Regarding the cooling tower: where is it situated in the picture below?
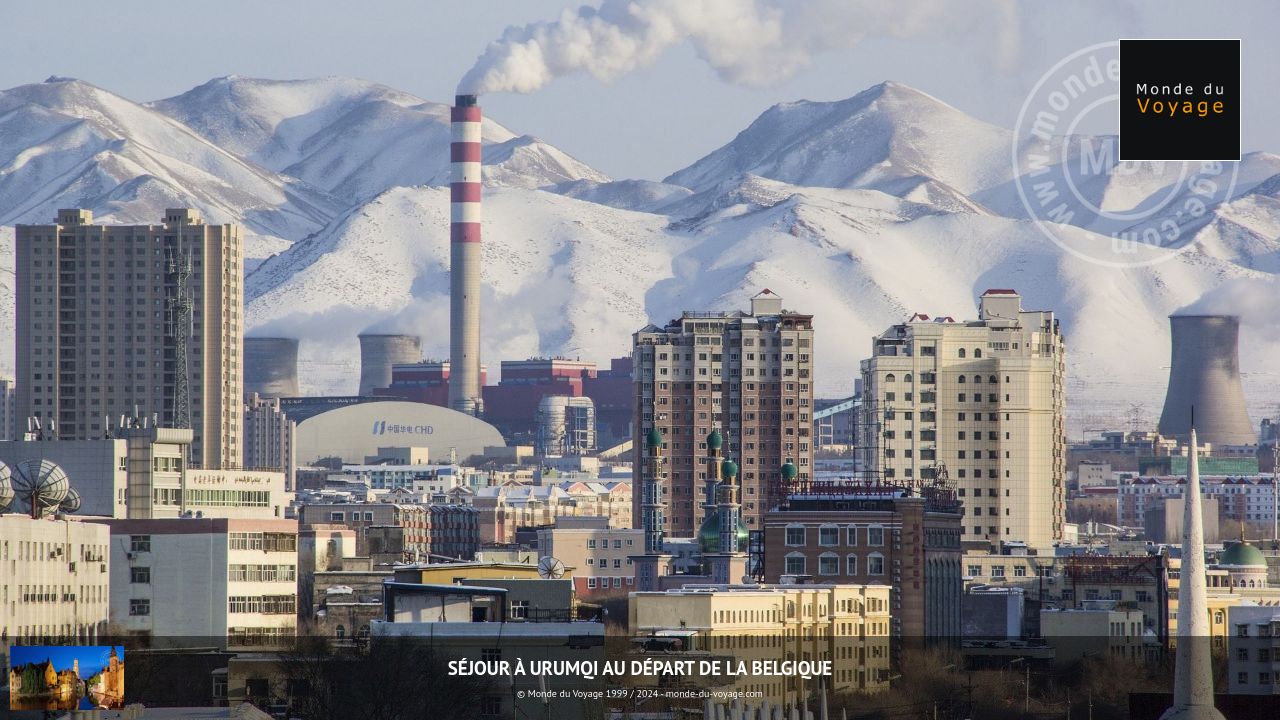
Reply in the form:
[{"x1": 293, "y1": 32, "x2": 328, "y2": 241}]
[
  {"x1": 448, "y1": 94, "x2": 484, "y2": 417},
  {"x1": 358, "y1": 334, "x2": 421, "y2": 396},
  {"x1": 1157, "y1": 315, "x2": 1257, "y2": 448},
  {"x1": 244, "y1": 337, "x2": 300, "y2": 398}
]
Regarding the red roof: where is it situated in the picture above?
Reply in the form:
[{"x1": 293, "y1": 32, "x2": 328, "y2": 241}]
[{"x1": 982, "y1": 288, "x2": 1019, "y2": 296}]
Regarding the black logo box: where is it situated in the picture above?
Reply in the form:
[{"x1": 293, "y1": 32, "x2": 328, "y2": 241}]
[{"x1": 1119, "y1": 39, "x2": 1240, "y2": 162}]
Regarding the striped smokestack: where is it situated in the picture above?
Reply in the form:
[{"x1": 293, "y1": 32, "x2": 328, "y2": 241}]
[{"x1": 449, "y1": 94, "x2": 484, "y2": 416}]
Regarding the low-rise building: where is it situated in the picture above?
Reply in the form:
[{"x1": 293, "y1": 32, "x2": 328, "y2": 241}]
[
  {"x1": 86, "y1": 518, "x2": 298, "y2": 648},
  {"x1": 1228, "y1": 605, "x2": 1280, "y2": 695},
  {"x1": 0, "y1": 515, "x2": 110, "y2": 643},
  {"x1": 537, "y1": 527, "x2": 642, "y2": 599},
  {"x1": 297, "y1": 502, "x2": 477, "y2": 561},
  {"x1": 1040, "y1": 603, "x2": 1151, "y2": 665},
  {"x1": 630, "y1": 583, "x2": 893, "y2": 702}
]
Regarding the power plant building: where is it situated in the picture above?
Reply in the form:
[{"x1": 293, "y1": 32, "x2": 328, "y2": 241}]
[
  {"x1": 1157, "y1": 315, "x2": 1257, "y2": 449},
  {"x1": 860, "y1": 289, "x2": 1066, "y2": 550},
  {"x1": 244, "y1": 337, "x2": 300, "y2": 398},
  {"x1": 358, "y1": 334, "x2": 420, "y2": 397},
  {"x1": 14, "y1": 209, "x2": 243, "y2": 468},
  {"x1": 293, "y1": 400, "x2": 504, "y2": 465},
  {"x1": 631, "y1": 290, "x2": 815, "y2": 534}
]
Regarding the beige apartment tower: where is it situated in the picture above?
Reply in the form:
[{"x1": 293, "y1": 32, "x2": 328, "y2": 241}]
[
  {"x1": 859, "y1": 289, "x2": 1066, "y2": 549},
  {"x1": 632, "y1": 290, "x2": 815, "y2": 534},
  {"x1": 15, "y1": 209, "x2": 243, "y2": 468}
]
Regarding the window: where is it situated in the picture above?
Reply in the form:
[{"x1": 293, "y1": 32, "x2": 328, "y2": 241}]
[
  {"x1": 968, "y1": 565, "x2": 982, "y2": 577},
  {"x1": 867, "y1": 553, "x2": 885, "y2": 576},
  {"x1": 510, "y1": 601, "x2": 529, "y2": 619},
  {"x1": 130, "y1": 566, "x2": 151, "y2": 584},
  {"x1": 480, "y1": 695, "x2": 503, "y2": 717},
  {"x1": 846, "y1": 554, "x2": 858, "y2": 575},
  {"x1": 130, "y1": 598, "x2": 151, "y2": 616},
  {"x1": 784, "y1": 552, "x2": 806, "y2": 575},
  {"x1": 1237, "y1": 624, "x2": 1250, "y2": 638},
  {"x1": 785, "y1": 526, "x2": 806, "y2": 546},
  {"x1": 130, "y1": 535, "x2": 151, "y2": 552},
  {"x1": 818, "y1": 525, "x2": 839, "y2": 546},
  {"x1": 846, "y1": 527, "x2": 858, "y2": 546},
  {"x1": 818, "y1": 553, "x2": 839, "y2": 575},
  {"x1": 587, "y1": 578, "x2": 597, "y2": 589},
  {"x1": 867, "y1": 526, "x2": 884, "y2": 546},
  {"x1": 1014, "y1": 566, "x2": 1026, "y2": 577}
]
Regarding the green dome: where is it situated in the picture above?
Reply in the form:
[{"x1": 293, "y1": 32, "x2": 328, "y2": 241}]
[
  {"x1": 781, "y1": 459, "x2": 798, "y2": 481},
  {"x1": 721, "y1": 459, "x2": 739, "y2": 479},
  {"x1": 646, "y1": 427, "x2": 664, "y2": 449},
  {"x1": 697, "y1": 512, "x2": 749, "y2": 554},
  {"x1": 1218, "y1": 541, "x2": 1266, "y2": 568},
  {"x1": 707, "y1": 429, "x2": 724, "y2": 450}
]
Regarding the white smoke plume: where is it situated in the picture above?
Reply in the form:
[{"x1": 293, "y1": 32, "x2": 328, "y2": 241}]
[
  {"x1": 459, "y1": 0, "x2": 1020, "y2": 95},
  {"x1": 1176, "y1": 277, "x2": 1280, "y2": 341}
]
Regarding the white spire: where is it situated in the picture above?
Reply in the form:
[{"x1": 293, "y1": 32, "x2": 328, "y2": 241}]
[{"x1": 1159, "y1": 428, "x2": 1225, "y2": 720}]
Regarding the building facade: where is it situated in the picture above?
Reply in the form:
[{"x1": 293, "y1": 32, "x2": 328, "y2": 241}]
[
  {"x1": 537, "y1": 527, "x2": 642, "y2": 598},
  {"x1": 0, "y1": 375, "x2": 15, "y2": 441},
  {"x1": 244, "y1": 393, "x2": 295, "y2": 488},
  {"x1": 0, "y1": 515, "x2": 110, "y2": 644},
  {"x1": 1228, "y1": 605, "x2": 1280, "y2": 695},
  {"x1": 632, "y1": 290, "x2": 815, "y2": 535},
  {"x1": 859, "y1": 289, "x2": 1066, "y2": 549},
  {"x1": 15, "y1": 209, "x2": 243, "y2": 468},
  {"x1": 761, "y1": 490, "x2": 964, "y2": 639},
  {"x1": 88, "y1": 518, "x2": 298, "y2": 647}
]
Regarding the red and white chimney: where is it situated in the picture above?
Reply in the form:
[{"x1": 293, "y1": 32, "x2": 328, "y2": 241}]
[{"x1": 449, "y1": 94, "x2": 483, "y2": 416}]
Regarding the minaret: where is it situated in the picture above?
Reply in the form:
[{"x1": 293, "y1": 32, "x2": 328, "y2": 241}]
[
  {"x1": 717, "y1": 458, "x2": 742, "y2": 554},
  {"x1": 631, "y1": 427, "x2": 671, "y2": 591},
  {"x1": 703, "y1": 429, "x2": 723, "y2": 525},
  {"x1": 1159, "y1": 427, "x2": 1225, "y2": 720}
]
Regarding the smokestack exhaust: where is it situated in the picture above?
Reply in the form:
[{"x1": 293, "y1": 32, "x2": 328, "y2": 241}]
[
  {"x1": 449, "y1": 94, "x2": 484, "y2": 416},
  {"x1": 1157, "y1": 315, "x2": 1256, "y2": 448}
]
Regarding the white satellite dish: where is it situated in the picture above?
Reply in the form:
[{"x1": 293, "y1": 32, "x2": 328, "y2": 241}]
[{"x1": 538, "y1": 556, "x2": 566, "y2": 579}]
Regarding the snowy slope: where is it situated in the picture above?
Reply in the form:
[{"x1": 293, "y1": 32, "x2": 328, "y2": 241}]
[
  {"x1": 150, "y1": 76, "x2": 608, "y2": 203},
  {"x1": 0, "y1": 77, "x2": 343, "y2": 259}
]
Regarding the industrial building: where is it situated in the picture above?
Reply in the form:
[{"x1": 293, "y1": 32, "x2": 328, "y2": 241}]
[
  {"x1": 292, "y1": 400, "x2": 505, "y2": 465},
  {"x1": 1157, "y1": 315, "x2": 1257, "y2": 448},
  {"x1": 859, "y1": 289, "x2": 1066, "y2": 550},
  {"x1": 358, "y1": 333, "x2": 421, "y2": 397},
  {"x1": 449, "y1": 94, "x2": 485, "y2": 417},
  {"x1": 631, "y1": 290, "x2": 816, "y2": 534},
  {"x1": 244, "y1": 337, "x2": 300, "y2": 398},
  {"x1": 14, "y1": 209, "x2": 243, "y2": 468}
]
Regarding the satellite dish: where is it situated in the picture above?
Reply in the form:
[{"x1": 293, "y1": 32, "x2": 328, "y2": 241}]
[
  {"x1": 58, "y1": 487, "x2": 82, "y2": 514},
  {"x1": 11, "y1": 459, "x2": 70, "y2": 517},
  {"x1": 0, "y1": 461, "x2": 13, "y2": 512},
  {"x1": 538, "y1": 556, "x2": 566, "y2": 579}
]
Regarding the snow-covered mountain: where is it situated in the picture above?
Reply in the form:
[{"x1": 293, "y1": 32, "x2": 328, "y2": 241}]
[
  {"x1": 2, "y1": 75, "x2": 1279, "y2": 434},
  {"x1": 0, "y1": 77, "x2": 344, "y2": 259},
  {"x1": 150, "y1": 76, "x2": 608, "y2": 204}
]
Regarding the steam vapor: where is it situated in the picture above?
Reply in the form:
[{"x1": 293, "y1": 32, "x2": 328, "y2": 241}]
[
  {"x1": 1176, "y1": 278, "x2": 1280, "y2": 340},
  {"x1": 458, "y1": 0, "x2": 1020, "y2": 95}
]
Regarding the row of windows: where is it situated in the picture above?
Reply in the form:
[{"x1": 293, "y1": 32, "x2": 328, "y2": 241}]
[
  {"x1": 785, "y1": 525, "x2": 886, "y2": 547},
  {"x1": 229, "y1": 595, "x2": 297, "y2": 614},
  {"x1": 227, "y1": 564, "x2": 297, "y2": 582},
  {"x1": 585, "y1": 576, "x2": 631, "y2": 589},
  {"x1": 783, "y1": 552, "x2": 885, "y2": 577}
]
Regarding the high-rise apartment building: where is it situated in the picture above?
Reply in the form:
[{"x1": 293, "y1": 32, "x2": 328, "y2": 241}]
[
  {"x1": 0, "y1": 376, "x2": 15, "y2": 440},
  {"x1": 244, "y1": 393, "x2": 295, "y2": 487},
  {"x1": 15, "y1": 209, "x2": 243, "y2": 468},
  {"x1": 632, "y1": 290, "x2": 815, "y2": 534},
  {"x1": 859, "y1": 289, "x2": 1065, "y2": 549}
]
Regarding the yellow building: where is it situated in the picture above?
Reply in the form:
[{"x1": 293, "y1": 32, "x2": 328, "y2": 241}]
[
  {"x1": 392, "y1": 561, "x2": 573, "y2": 585},
  {"x1": 630, "y1": 583, "x2": 892, "y2": 708}
]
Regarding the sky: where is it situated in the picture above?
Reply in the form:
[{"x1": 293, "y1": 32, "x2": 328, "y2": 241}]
[
  {"x1": 9, "y1": 645, "x2": 123, "y2": 678},
  {"x1": 0, "y1": 1, "x2": 1277, "y2": 180}
]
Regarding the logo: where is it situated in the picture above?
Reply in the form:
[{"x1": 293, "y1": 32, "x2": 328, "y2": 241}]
[
  {"x1": 371, "y1": 420, "x2": 433, "y2": 436},
  {"x1": 1012, "y1": 41, "x2": 1240, "y2": 268},
  {"x1": 1119, "y1": 39, "x2": 1240, "y2": 161}
]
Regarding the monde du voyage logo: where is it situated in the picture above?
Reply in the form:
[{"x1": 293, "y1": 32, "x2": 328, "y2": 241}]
[
  {"x1": 1120, "y1": 39, "x2": 1241, "y2": 161},
  {"x1": 371, "y1": 420, "x2": 435, "y2": 436}
]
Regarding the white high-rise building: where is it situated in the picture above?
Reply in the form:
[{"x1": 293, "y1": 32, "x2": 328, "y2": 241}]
[
  {"x1": 0, "y1": 515, "x2": 111, "y2": 643},
  {"x1": 860, "y1": 289, "x2": 1066, "y2": 549},
  {"x1": 15, "y1": 209, "x2": 243, "y2": 468}
]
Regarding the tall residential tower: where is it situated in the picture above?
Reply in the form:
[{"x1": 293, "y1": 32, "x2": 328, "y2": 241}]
[
  {"x1": 15, "y1": 209, "x2": 243, "y2": 468},
  {"x1": 859, "y1": 289, "x2": 1066, "y2": 549},
  {"x1": 632, "y1": 290, "x2": 815, "y2": 534}
]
